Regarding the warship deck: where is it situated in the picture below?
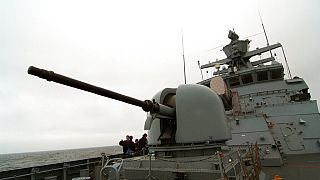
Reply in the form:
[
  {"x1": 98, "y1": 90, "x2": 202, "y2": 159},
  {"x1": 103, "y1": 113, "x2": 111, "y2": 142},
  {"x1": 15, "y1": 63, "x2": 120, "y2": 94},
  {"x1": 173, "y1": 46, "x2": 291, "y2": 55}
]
[{"x1": 264, "y1": 153, "x2": 320, "y2": 179}]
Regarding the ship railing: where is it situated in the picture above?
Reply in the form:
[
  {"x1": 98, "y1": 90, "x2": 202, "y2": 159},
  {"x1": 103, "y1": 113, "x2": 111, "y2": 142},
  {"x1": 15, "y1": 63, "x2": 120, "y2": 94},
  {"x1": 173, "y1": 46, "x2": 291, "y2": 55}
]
[
  {"x1": 0, "y1": 159, "x2": 101, "y2": 180},
  {"x1": 236, "y1": 142, "x2": 263, "y2": 179}
]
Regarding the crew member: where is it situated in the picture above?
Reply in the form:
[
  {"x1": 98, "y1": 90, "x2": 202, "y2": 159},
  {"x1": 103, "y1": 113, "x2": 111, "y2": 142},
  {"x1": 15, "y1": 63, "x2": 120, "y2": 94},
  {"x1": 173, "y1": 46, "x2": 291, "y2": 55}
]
[
  {"x1": 119, "y1": 135, "x2": 130, "y2": 154},
  {"x1": 137, "y1": 133, "x2": 148, "y2": 155},
  {"x1": 127, "y1": 136, "x2": 135, "y2": 155}
]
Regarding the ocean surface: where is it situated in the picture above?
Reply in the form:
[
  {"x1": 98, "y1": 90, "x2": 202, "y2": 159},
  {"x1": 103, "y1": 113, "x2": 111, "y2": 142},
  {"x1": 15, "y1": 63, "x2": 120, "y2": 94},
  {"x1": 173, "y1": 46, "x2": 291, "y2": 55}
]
[{"x1": 0, "y1": 146, "x2": 122, "y2": 172}]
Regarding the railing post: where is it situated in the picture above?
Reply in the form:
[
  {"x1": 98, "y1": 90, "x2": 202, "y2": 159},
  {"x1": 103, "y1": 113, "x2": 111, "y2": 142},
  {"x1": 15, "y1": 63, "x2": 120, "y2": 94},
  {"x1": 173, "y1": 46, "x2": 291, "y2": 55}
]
[
  {"x1": 101, "y1": 153, "x2": 106, "y2": 167},
  {"x1": 31, "y1": 168, "x2": 39, "y2": 180},
  {"x1": 63, "y1": 163, "x2": 70, "y2": 180}
]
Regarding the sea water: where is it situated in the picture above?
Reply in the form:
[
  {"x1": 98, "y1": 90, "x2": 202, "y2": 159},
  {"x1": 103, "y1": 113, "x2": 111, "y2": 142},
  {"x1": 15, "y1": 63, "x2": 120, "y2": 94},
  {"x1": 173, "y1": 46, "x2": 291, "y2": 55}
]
[{"x1": 0, "y1": 146, "x2": 122, "y2": 172}]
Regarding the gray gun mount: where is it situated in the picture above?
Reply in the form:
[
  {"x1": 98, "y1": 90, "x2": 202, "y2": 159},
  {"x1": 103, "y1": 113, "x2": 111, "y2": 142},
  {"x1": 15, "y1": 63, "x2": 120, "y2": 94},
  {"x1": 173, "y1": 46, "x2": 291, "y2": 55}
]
[
  {"x1": 28, "y1": 66, "x2": 231, "y2": 149},
  {"x1": 27, "y1": 66, "x2": 175, "y2": 118}
]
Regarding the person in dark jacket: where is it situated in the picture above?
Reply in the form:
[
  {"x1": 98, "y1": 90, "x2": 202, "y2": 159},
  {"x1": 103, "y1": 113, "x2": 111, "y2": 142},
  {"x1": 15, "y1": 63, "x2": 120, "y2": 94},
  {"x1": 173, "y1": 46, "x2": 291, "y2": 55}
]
[
  {"x1": 136, "y1": 133, "x2": 148, "y2": 155},
  {"x1": 134, "y1": 139, "x2": 139, "y2": 151},
  {"x1": 119, "y1": 135, "x2": 130, "y2": 154},
  {"x1": 138, "y1": 133, "x2": 148, "y2": 150},
  {"x1": 127, "y1": 136, "x2": 135, "y2": 155}
]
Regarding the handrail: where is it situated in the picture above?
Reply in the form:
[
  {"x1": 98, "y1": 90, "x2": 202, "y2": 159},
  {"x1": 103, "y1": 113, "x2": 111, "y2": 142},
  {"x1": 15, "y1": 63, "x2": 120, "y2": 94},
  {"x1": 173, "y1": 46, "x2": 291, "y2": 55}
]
[{"x1": 0, "y1": 160, "x2": 100, "y2": 180}]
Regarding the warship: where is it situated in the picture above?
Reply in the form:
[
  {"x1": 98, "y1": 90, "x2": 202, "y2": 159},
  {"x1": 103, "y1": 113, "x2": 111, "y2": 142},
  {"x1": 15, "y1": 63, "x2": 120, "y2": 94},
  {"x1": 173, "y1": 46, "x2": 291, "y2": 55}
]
[{"x1": 1, "y1": 30, "x2": 320, "y2": 180}]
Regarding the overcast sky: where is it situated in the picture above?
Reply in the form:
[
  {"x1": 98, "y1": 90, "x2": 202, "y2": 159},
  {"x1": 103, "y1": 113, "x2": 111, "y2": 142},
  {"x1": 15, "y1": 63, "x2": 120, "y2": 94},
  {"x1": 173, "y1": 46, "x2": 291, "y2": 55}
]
[{"x1": 0, "y1": 0, "x2": 319, "y2": 154}]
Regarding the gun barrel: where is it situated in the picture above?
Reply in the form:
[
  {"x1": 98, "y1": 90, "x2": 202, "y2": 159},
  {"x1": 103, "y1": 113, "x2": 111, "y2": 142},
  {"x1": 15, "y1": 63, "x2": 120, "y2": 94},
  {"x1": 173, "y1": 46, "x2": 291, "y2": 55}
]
[{"x1": 27, "y1": 66, "x2": 162, "y2": 113}]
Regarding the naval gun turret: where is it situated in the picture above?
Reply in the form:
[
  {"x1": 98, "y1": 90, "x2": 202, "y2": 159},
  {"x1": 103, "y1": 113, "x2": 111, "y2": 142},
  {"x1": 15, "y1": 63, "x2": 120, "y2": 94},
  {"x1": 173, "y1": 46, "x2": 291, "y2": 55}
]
[{"x1": 28, "y1": 66, "x2": 231, "y2": 158}]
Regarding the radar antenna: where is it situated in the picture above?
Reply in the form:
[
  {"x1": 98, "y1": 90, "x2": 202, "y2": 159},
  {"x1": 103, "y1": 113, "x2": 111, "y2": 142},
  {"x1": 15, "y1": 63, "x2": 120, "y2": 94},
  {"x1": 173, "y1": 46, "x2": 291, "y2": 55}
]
[{"x1": 207, "y1": 32, "x2": 263, "y2": 52}]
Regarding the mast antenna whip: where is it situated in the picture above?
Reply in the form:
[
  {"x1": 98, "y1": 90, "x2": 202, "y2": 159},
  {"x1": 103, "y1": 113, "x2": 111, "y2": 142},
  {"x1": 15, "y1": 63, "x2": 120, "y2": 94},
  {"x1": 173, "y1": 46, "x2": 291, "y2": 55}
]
[
  {"x1": 198, "y1": 60, "x2": 204, "y2": 80},
  {"x1": 259, "y1": 11, "x2": 272, "y2": 57},
  {"x1": 281, "y1": 46, "x2": 293, "y2": 79},
  {"x1": 181, "y1": 29, "x2": 187, "y2": 84},
  {"x1": 259, "y1": 11, "x2": 292, "y2": 79}
]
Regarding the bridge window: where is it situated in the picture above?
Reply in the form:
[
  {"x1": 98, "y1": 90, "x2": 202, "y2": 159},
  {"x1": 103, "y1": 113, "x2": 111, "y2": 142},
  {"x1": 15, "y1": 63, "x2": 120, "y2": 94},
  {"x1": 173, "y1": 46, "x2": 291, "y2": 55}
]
[
  {"x1": 242, "y1": 73, "x2": 253, "y2": 84},
  {"x1": 257, "y1": 71, "x2": 268, "y2": 81},
  {"x1": 271, "y1": 69, "x2": 283, "y2": 79},
  {"x1": 229, "y1": 76, "x2": 240, "y2": 87}
]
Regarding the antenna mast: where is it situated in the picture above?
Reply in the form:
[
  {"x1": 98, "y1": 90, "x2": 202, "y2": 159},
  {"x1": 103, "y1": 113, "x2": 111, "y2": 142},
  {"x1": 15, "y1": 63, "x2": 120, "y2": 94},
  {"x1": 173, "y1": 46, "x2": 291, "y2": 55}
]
[
  {"x1": 198, "y1": 60, "x2": 204, "y2": 80},
  {"x1": 281, "y1": 46, "x2": 293, "y2": 79},
  {"x1": 259, "y1": 11, "x2": 292, "y2": 79},
  {"x1": 259, "y1": 11, "x2": 272, "y2": 57},
  {"x1": 181, "y1": 29, "x2": 187, "y2": 84}
]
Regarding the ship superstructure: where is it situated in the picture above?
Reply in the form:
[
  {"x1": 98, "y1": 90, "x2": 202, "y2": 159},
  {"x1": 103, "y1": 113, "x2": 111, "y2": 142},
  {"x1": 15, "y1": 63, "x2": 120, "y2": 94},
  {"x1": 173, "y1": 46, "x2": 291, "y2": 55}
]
[{"x1": 199, "y1": 30, "x2": 320, "y2": 167}]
